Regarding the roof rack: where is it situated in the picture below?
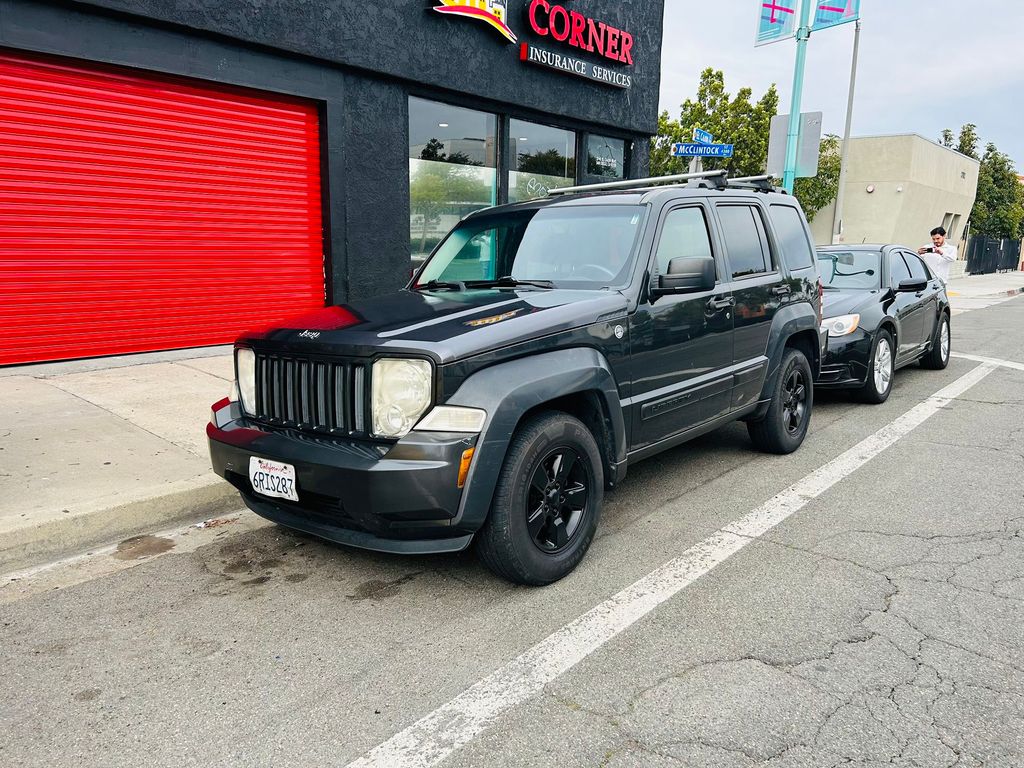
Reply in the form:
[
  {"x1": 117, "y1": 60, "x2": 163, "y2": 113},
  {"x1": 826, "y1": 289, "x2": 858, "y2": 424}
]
[
  {"x1": 547, "y1": 170, "x2": 726, "y2": 196},
  {"x1": 547, "y1": 171, "x2": 785, "y2": 197}
]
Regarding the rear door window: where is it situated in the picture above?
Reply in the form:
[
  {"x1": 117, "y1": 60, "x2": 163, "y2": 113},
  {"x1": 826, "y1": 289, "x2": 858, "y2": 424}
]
[
  {"x1": 716, "y1": 204, "x2": 775, "y2": 279},
  {"x1": 769, "y1": 204, "x2": 815, "y2": 270}
]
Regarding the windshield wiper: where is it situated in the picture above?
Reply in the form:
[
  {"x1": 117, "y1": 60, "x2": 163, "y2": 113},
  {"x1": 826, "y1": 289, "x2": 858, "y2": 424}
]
[
  {"x1": 469, "y1": 276, "x2": 556, "y2": 290},
  {"x1": 820, "y1": 285, "x2": 841, "y2": 290},
  {"x1": 414, "y1": 280, "x2": 466, "y2": 292}
]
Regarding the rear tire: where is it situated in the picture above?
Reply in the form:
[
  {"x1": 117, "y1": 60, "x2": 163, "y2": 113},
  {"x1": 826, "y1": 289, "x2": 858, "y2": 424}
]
[
  {"x1": 921, "y1": 314, "x2": 951, "y2": 370},
  {"x1": 747, "y1": 347, "x2": 813, "y2": 455},
  {"x1": 476, "y1": 411, "x2": 603, "y2": 586},
  {"x1": 857, "y1": 330, "x2": 895, "y2": 404}
]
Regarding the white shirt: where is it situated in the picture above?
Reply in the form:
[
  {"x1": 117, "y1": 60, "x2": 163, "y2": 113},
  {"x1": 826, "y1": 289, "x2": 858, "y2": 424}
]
[{"x1": 920, "y1": 243, "x2": 956, "y2": 282}]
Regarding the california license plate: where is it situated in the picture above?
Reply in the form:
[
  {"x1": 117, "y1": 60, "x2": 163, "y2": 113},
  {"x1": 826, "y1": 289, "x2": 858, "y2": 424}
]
[{"x1": 249, "y1": 456, "x2": 298, "y2": 502}]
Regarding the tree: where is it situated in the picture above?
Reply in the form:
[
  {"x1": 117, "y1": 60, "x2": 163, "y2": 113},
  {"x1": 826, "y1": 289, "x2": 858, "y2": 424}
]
[
  {"x1": 939, "y1": 129, "x2": 955, "y2": 148},
  {"x1": 651, "y1": 69, "x2": 779, "y2": 177},
  {"x1": 792, "y1": 134, "x2": 842, "y2": 223},
  {"x1": 518, "y1": 148, "x2": 573, "y2": 177},
  {"x1": 970, "y1": 142, "x2": 1024, "y2": 239},
  {"x1": 957, "y1": 124, "x2": 979, "y2": 159}
]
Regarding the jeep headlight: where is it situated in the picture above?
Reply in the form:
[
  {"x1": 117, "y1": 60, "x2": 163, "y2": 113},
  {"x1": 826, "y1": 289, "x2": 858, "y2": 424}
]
[
  {"x1": 235, "y1": 348, "x2": 257, "y2": 415},
  {"x1": 372, "y1": 358, "x2": 433, "y2": 438}
]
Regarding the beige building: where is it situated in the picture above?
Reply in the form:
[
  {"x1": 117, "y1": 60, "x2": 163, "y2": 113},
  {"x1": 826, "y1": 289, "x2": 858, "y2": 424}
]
[{"x1": 810, "y1": 133, "x2": 980, "y2": 250}]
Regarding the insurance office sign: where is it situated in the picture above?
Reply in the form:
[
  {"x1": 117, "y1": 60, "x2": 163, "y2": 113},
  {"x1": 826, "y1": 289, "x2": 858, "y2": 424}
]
[{"x1": 431, "y1": 0, "x2": 635, "y2": 89}]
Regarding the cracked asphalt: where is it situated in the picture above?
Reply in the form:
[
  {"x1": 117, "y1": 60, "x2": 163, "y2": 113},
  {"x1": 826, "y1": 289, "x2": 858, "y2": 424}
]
[{"x1": 2, "y1": 298, "x2": 1023, "y2": 768}]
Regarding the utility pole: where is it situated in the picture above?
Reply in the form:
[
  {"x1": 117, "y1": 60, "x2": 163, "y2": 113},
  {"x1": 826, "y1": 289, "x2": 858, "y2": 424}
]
[
  {"x1": 781, "y1": 0, "x2": 813, "y2": 194},
  {"x1": 831, "y1": 18, "x2": 862, "y2": 243}
]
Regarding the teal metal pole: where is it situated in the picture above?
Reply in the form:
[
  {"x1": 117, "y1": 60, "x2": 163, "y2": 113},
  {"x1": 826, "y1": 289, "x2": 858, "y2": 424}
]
[{"x1": 782, "y1": 0, "x2": 813, "y2": 194}]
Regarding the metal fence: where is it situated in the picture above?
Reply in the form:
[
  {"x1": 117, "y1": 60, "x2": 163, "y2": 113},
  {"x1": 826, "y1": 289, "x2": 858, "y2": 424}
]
[{"x1": 965, "y1": 236, "x2": 1022, "y2": 275}]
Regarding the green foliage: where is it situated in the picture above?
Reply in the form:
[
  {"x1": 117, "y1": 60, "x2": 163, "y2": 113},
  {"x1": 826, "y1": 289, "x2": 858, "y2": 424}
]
[
  {"x1": 651, "y1": 69, "x2": 779, "y2": 177},
  {"x1": 409, "y1": 161, "x2": 491, "y2": 252},
  {"x1": 939, "y1": 129, "x2": 955, "y2": 148},
  {"x1": 517, "y1": 148, "x2": 574, "y2": 177},
  {"x1": 970, "y1": 142, "x2": 1024, "y2": 239},
  {"x1": 957, "y1": 124, "x2": 979, "y2": 159},
  {"x1": 792, "y1": 134, "x2": 842, "y2": 223}
]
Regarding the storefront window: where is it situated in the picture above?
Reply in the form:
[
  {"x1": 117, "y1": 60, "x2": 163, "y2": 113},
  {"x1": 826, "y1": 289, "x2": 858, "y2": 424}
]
[
  {"x1": 586, "y1": 135, "x2": 626, "y2": 180},
  {"x1": 409, "y1": 97, "x2": 497, "y2": 268},
  {"x1": 508, "y1": 119, "x2": 576, "y2": 203}
]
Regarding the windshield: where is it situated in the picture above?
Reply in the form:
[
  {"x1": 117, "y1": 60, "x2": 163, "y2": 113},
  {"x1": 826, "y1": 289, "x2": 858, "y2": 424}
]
[
  {"x1": 817, "y1": 250, "x2": 881, "y2": 290},
  {"x1": 414, "y1": 205, "x2": 647, "y2": 290}
]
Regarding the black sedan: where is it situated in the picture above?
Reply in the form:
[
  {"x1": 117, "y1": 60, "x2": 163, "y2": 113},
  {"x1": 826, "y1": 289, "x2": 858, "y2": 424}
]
[{"x1": 816, "y1": 245, "x2": 951, "y2": 403}]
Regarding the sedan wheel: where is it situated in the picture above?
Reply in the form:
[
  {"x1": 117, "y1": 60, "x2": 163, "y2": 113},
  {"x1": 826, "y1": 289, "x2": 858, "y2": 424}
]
[
  {"x1": 922, "y1": 315, "x2": 951, "y2": 370},
  {"x1": 859, "y1": 330, "x2": 895, "y2": 404}
]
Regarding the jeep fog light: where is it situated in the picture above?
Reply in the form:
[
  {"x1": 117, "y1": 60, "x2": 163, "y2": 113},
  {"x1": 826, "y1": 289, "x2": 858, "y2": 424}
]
[
  {"x1": 236, "y1": 348, "x2": 257, "y2": 415},
  {"x1": 372, "y1": 358, "x2": 433, "y2": 438},
  {"x1": 415, "y1": 406, "x2": 486, "y2": 433}
]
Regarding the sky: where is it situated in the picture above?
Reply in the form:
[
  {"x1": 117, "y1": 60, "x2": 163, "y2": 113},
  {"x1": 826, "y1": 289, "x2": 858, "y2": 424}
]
[{"x1": 658, "y1": 0, "x2": 1024, "y2": 170}]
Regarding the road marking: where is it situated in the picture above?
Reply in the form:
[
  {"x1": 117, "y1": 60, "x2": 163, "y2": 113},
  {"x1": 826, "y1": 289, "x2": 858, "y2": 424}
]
[
  {"x1": 345, "y1": 363, "x2": 997, "y2": 768},
  {"x1": 951, "y1": 353, "x2": 1024, "y2": 372}
]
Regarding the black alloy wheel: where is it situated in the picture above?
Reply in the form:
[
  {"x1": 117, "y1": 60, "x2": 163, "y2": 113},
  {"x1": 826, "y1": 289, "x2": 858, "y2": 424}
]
[
  {"x1": 782, "y1": 367, "x2": 809, "y2": 436},
  {"x1": 747, "y1": 346, "x2": 814, "y2": 455},
  {"x1": 526, "y1": 447, "x2": 591, "y2": 554},
  {"x1": 476, "y1": 411, "x2": 603, "y2": 586}
]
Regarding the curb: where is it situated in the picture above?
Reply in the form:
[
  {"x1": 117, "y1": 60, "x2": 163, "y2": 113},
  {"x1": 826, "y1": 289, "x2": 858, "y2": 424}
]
[{"x1": 0, "y1": 474, "x2": 241, "y2": 573}]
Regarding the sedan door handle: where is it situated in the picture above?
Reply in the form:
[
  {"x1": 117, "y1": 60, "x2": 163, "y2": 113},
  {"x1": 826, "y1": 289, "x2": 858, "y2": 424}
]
[{"x1": 707, "y1": 296, "x2": 735, "y2": 310}]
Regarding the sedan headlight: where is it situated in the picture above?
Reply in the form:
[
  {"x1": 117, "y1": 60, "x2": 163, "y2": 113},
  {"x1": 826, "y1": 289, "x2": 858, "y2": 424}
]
[
  {"x1": 235, "y1": 348, "x2": 257, "y2": 415},
  {"x1": 372, "y1": 358, "x2": 433, "y2": 438},
  {"x1": 822, "y1": 314, "x2": 861, "y2": 337}
]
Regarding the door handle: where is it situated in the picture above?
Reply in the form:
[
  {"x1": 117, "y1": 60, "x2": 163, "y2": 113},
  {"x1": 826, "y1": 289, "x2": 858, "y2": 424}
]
[
  {"x1": 772, "y1": 284, "x2": 792, "y2": 296},
  {"x1": 707, "y1": 296, "x2": 735, "y2": 310}
]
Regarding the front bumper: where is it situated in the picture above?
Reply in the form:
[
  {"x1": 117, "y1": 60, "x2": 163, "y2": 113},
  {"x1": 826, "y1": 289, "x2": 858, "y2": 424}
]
[
  {"x1": 207, "y1": 400, "x2": 478, "y2": 554},
  {"x1": 815, "y1": 329, "x2": 873, "y2": 389}
]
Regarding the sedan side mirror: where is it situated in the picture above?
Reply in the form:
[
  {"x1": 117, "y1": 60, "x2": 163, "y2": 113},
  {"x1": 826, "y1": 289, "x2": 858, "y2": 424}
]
[
  {"x1": 652, "y1": 256, "x2": 716, "y2": 295},
  {"x1": 897, "y1": 278, "x2": 927, "y2": 293}
]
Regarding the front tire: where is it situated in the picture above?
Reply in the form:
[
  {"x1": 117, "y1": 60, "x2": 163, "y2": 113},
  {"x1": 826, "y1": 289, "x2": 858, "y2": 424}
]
[
  {"x1": 858, "y1": 330, "x2": 895, "y2": 404},
  {"x1": 921, "y1": 314, "x2": 951, "y2": 370},
  {"x1": 747, "y1": 347, "x2": 813, "y2": 455},
  {"x1": 476, "y1": 411, "x2": 603, "y2": 586}
]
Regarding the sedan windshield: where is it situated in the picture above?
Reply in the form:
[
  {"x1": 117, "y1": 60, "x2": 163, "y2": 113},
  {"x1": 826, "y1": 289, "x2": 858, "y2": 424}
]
[
  {"x1": 817, "y1": 250, "x2": 881, "y2": 290},
  {"x1": 414, "y1": 205, "x2": 647, "y2": 290}
]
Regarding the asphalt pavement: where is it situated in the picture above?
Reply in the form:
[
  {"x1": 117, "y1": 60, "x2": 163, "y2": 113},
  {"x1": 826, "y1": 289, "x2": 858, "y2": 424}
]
[{"x1": 2, "y1": 295, "x2": 1023, "y2": 768}]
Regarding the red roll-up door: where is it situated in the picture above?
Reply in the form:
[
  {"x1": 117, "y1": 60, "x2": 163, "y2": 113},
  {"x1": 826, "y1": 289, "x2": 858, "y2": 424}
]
[{"x1": 0, "y1": 51, "x2": 325, "y2": 366}]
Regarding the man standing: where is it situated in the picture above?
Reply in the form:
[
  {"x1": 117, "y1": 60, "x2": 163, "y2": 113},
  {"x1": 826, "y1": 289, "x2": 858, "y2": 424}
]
[{"x1": 918, "y1": 226, "x2": 957, "y2": 283}]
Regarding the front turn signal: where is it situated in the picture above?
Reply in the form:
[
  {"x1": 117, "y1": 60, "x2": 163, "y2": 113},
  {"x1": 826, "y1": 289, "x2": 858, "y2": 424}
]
[{"x1": 457, "y1": 447, "x2": 476, "y2": 489}]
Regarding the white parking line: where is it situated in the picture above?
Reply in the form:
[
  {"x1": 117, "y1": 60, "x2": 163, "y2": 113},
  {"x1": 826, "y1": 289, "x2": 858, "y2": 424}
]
[
  {"x1": 951, "y1": 353, "x2": 1024, "y2": 372},
  {"x1": 345, "y1": 362, "x2": 997, "y2": 768}
]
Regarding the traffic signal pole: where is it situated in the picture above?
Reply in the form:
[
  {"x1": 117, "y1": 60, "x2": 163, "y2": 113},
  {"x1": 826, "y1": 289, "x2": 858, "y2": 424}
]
[{"x1": 782, "y1": 0, "x2": 813, "y2": 194}]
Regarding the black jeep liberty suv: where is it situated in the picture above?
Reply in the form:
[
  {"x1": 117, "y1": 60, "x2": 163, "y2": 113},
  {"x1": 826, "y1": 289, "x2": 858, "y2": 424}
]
[{"x1": 208, "y1": 172, "x2": 824, "y2": 585}]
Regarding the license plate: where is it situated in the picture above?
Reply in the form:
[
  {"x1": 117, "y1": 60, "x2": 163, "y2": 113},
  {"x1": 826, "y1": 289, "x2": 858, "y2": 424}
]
[{"x1": 249, "y1": 456, "x2": 298, "y2": 502}]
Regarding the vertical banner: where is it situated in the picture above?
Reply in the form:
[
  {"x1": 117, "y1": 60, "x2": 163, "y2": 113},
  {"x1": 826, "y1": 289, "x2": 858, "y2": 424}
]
[
  {"x1": 812, "y1": 0, "x2": 860, "y2": 31},
  {"x1": 755, "y1": 0, "x2": 800, "y2": 47}
]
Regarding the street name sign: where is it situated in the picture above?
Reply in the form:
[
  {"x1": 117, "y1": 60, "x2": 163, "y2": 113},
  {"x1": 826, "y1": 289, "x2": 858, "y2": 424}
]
[
  {"x1": 672, "y1": 142, "x2": 734, "y2": 159},
  {"x1": 693, "y1": 127, "x2": 715, "y2": 145}
]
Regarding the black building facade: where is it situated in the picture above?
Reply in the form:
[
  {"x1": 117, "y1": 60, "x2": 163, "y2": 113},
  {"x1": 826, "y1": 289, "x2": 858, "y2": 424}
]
[{"x1": 0, "y1": 0, "x2": 665, "y2": 364}]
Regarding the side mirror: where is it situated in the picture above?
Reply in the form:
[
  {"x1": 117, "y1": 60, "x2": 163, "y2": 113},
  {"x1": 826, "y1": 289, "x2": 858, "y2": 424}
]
[
  {"x1": 652, "y1": 257, "x2": 716, "y2": 295},
  {"x1": 897, "y1": 278, "x2": 927, "y2": 293}
]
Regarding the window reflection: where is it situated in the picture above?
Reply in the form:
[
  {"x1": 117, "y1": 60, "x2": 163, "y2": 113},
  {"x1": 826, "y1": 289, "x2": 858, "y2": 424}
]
[
  {"x1": 586, "y1": 135, "x2": 625, "y2": 179},
  {"x1": 508, "y1": 119, "x2": 576, "y2": 203},
  {"x1": 409, "y1": 97, "x2": 497, "y2": 267}
]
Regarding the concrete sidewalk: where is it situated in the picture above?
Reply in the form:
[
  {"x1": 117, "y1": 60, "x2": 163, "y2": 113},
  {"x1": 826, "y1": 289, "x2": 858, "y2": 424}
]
[
  {"x1": 0, "y1": 346, "x2": 238, "y2": 571},
  {"x1": 946, "y1": 269, "x2": 1024, "y2": 314}
]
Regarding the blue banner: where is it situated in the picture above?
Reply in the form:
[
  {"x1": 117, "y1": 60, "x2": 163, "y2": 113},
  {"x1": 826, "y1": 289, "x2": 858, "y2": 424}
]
[
  {"x1": 813, "y1": 0, "x2": 860, "y2": 31},
  {"x1": 755, "y1": 0, "x2": 799, "y2": 47}
]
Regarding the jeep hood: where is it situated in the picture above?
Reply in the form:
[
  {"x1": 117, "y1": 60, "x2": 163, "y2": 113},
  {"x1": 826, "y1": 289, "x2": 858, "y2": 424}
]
[{"x1": 238, "y1": 288, "x2": 629, "y2": 363}]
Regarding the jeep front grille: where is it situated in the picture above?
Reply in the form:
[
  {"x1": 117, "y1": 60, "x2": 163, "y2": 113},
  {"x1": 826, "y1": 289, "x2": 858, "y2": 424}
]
[{"x1": 253, "y1": 353, "x2": 368, "y2": 436}]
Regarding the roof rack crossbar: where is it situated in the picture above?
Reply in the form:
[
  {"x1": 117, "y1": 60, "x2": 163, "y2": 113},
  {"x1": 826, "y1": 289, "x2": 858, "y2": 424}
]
[
  {"x1": 547, "y1": 170, "x2": 727, "y2": 196},
  {"x1": 727, "y1": 174, "x2": 781, "y2": 192}
]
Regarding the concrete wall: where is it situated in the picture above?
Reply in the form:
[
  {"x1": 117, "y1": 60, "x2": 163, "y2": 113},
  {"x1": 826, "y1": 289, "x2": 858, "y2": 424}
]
[{"x1": 811, "y1": 134, "x2": 980, "y2": 250}]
